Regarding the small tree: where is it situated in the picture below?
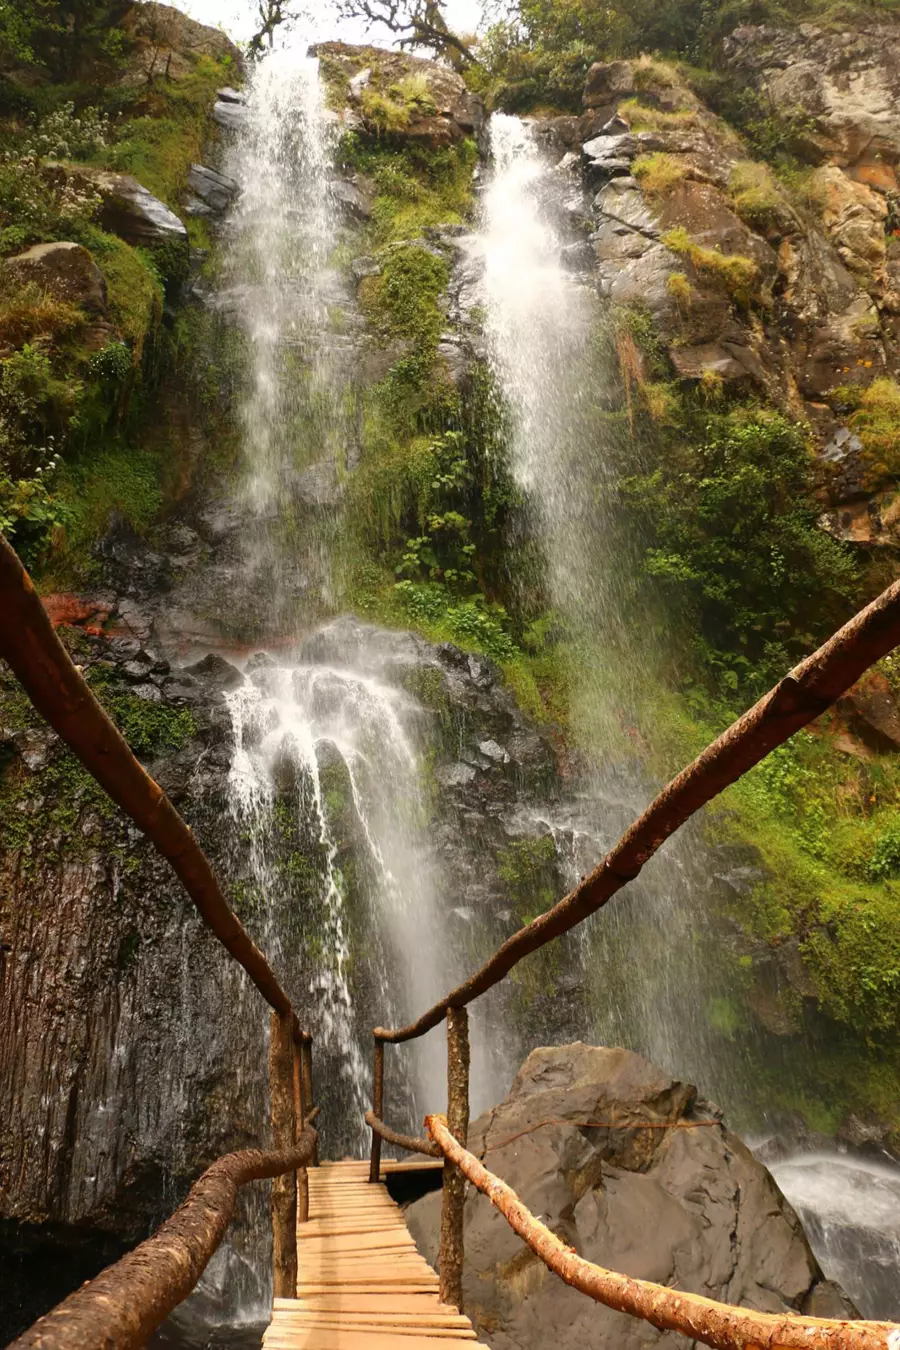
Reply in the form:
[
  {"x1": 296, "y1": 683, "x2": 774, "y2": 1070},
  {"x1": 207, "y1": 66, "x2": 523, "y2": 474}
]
[{"x1": 247, "y1": 0, "x2": 313, "y2": 58}]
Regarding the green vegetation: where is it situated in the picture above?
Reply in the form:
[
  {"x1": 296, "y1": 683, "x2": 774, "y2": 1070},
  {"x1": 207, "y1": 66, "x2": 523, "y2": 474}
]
[
  {"x1": 661, "y1": 226, "x2": 759, "y2": 304},
  {"x1": 727, "y1": 160, "x2": 796, "y2": 235},
  {"x1": 632, "y1": 152, "x2": 688, "y2": 196},
  {"x1": 834, "y1": 378, "x2": 900, "y2": 488},
  {"x1": 623, "y1": 403, "x2": 859, "y2": 697}
]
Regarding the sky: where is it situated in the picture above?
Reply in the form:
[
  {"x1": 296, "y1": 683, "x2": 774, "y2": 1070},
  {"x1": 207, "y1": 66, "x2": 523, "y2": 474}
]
[{"x1": 171, "y1": 0, "x2": 484, "y2": 47}]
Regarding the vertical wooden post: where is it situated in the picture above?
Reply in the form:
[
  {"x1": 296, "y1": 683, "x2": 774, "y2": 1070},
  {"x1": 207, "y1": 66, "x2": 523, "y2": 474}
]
[
  {"x1": 293, "y1": 1036, "x2": 309, "y2": 1225},
  {"x1": 269, "y1": 1011, "x2": 297, "y2": 1299},
  {"x1": 300, "y1": 1039, "x2": 317, "y2": 1166},
  {"x1": 439, "y1": 1006, "x2": 470, "y2": 1311},
  {"x1": 368, "y1": 1037, "x2": 385, "y2": 1183}
]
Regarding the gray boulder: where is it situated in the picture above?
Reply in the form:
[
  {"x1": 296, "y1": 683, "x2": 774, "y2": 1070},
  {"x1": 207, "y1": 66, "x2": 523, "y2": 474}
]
[
  {"x1": 186, "y1": 164, "x2": 239, "y2": 215},
  {"x1": 406, "y1": 1044, "x2": 854, "y2": 1350}
]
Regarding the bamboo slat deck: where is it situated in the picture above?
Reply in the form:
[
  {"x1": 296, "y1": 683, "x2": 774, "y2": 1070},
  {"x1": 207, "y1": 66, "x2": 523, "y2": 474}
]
[{"x1": 263, "y1": 1161, "x2": 488, "y2": 1350}]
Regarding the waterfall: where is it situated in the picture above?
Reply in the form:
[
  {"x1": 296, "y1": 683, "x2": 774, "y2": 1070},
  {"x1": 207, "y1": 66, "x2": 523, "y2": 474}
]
[
  {"x1": 478, "y1": 114, "x2": 733, "y2": 1105},
  {"x1": 225, "y1": 648, "x2": 450, "y2": 1143},
  {"x1": 222, "y1": 48, "x2": 352, "y2": 633}
]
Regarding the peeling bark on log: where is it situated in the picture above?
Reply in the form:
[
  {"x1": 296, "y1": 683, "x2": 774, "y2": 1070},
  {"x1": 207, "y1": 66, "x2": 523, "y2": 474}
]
[
  {"x1": 300, "y1": 1041, "x2": 317, "y2": 1165},
  {"x1": 9, "y1": 1127, "x2": 318, "y2": 1350},
  {"x1": 365, "y1": 1109, "x2": 441, "y2": 1157},
  {"x1": 293, "y1": 1041, "x2": 309, "y2": 1224},
  {"x1": 369, "y1": 1039, "x2": 386, "y2": 1181},
  {"x1": 377, "y1": 579, "x2": 900, "y2": 1042},
  {"x1": 270, "y1": 1012, "x2": 297, "y2": 1298},
  {"x1": 424, "y1": 1115, "x2": 900, "y2": 1350},
  {"x1": 439, "y1": 1008, "x2": 469, "y2": 1312},
  {"x1": 0, "y1": 534, "x2": 298, "y2": 1022}
]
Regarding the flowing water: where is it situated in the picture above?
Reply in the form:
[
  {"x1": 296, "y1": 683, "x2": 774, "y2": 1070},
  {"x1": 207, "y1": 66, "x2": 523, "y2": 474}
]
[
  {"x1": 770, "y1": 1152, "x2": 900, "y2": 1318},
  {"x1": 478, "y1": 113, "x2": 725, "y2": 1096}
]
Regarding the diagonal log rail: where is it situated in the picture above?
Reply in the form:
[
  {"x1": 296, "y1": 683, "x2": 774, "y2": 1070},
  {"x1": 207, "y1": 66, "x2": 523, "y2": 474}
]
[
  {"x1": 366, "y1": 1110, "x2": 442, "y2": 1157},
  {"x1": 9, "y1": 1119, "x2": 319, "y2": 1350},
  {"x1": 375, "y1": 578, "x2": 900, "y2": 1042},
  {"x1": 424, "y1": 1115, "x2": 900, "y2": 1350},
  {"x1": 0, "y1": 533, "x2": 296, "y2": 1020}
]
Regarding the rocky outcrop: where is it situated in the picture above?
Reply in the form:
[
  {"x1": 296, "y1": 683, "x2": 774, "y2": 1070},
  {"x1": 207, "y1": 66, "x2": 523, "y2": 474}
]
[
  {"x1": 40, "y1": 165, "x2": 188, "y2": 249},
  {"x1": 314, "y1": 43, "x2": 484, "y2": 148},
  {"x1": 723, "y1": 22, "x2": 900, "y2": 186},
  {"x1": 406, "y1": 1044, "x2": 854, "y2": 1350},
  {"x1": 119, "y1": 2, "x2": 244, "y2": 86}
]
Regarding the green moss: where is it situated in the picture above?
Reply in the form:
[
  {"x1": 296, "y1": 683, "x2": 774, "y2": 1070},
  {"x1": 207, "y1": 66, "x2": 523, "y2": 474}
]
[
  {"x1": 632, "y1": 152, "x2": 688, "y2": 195},
  {"x1": 340, "y1": 136, "x2": 476, "y2": 244},
  {"x1": 81, "y1": 227, "x2": 163, "y2": 356},
  {"x1": 619, "y1": 98, "x2": 697, "y2": 132},
  {"x1": 727, "y1": 160, "x2": 795, "y2": 235},
  {"x1": 662, "y1": 226, "x2": 758, "y2": 303},
  {"x1": 97, "y1": 55, "x2": 233, "y2": 211},
  {"x1": 48, "y1": 440, "x2": 163, "y2": 579}
]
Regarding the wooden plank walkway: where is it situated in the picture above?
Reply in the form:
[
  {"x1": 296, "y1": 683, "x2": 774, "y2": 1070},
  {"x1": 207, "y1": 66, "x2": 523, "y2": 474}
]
[{"x1": 263, "y1": 1160, "x2": 488, "y2": 1350}]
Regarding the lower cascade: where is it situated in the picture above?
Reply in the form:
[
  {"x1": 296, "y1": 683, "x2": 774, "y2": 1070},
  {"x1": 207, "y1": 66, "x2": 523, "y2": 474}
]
[{"x1": 3, "y1": 3, "x2": 900, "y2": 1347}]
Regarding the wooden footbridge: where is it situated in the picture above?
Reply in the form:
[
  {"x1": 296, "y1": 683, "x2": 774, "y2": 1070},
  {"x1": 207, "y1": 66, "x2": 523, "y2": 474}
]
[
  {"x1": 265, "y1": 1160, "x2": 486, "y2": 1350},
  {"x1": 4, "y1": 529, "x2": 900, "y2": 1350}
]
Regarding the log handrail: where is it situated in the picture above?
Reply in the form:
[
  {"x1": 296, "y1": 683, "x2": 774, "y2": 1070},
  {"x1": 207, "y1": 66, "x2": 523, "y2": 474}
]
[
  {"x1": 374, "y1": 577, "x2": 900, "y2": 1042},
  {"x1": 9, "y1": 1118, "x2": 319, "y2": 1350},
  {"x1": 0, "y1": 534, "x2": 297, "y2": 1022},
  {"x1": 423, "y1": 1115, "x2": 900, "y2": 1350},
  {"x1": 365, "y1": 1110, "x2": 441, "y2": 1157}
]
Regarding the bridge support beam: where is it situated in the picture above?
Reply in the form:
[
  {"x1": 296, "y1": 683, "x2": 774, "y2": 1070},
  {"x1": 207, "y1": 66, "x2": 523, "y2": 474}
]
[
  {"x1": 270, "y1": 1011, "x2": 297, "y2": 1298},
  {"x1": 439, "y1": 1006, "x2": 470, "y2": 1311}
]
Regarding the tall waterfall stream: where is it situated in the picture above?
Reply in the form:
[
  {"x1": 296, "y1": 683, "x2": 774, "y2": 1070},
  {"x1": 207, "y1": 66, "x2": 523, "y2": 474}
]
[{"x1": 164, "y1": 51, "x2": 899, "y2": 1335}]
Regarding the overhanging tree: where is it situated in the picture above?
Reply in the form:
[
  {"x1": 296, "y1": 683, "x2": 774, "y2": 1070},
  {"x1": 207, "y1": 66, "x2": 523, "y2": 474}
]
[{"x1": 331, "y1": 0, "x2": 479, "y2": 68}]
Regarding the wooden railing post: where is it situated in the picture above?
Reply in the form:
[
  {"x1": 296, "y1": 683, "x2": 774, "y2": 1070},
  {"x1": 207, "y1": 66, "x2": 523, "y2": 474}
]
[
  {"x1": 269, "y1": 1011, "x2": 297, "y2": 1298},
  {"x1": 293, "y1": 1033, "x2": 309, "y2": 1225},
  {"x1": 300, "y1": 1038, "x2": 317, "y2": 1166},
  {"x1": 369, "y1": 1037, "x2": 385, "y2": 1182},
  {"x1": 439, "y1": 1006, "x2": 470, "y2": 1311}
]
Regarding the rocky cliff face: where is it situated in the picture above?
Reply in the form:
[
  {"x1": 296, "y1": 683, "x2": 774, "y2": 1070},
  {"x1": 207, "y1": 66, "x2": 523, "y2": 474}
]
[{"x1": 407, "y1": 1044, "x2": 856, "y2": 1350}]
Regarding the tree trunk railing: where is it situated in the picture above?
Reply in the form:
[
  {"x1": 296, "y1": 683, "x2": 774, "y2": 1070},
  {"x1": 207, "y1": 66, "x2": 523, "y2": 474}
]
[{"x1": 8, "y1": 1120, "x2": 319, "y2": 1350}]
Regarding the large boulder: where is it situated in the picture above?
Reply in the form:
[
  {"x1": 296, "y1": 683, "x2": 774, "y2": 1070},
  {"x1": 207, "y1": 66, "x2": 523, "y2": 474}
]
[
  {"x1": 119, "y1": 2, "x2": 244, "y2": 85},
  {"x1": 3, "y1": 242, "x2": 107, "y2": 317},
  {"x1": 406, "y1": 1045, "x2": 853, "y2": 1350},
  {"x1": 41, "y1": 165, "x2": 187, "y2": 249}
]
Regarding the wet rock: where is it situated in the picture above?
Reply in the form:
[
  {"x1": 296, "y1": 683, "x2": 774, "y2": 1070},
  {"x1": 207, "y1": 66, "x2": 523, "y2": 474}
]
[
  {"x1": 3, "y1": 242, "x2": 108, "y2": 318},
  {"x1": 331, "y1": 177, "x2": 374, "y2": 222},
  {"x1": 217, "y1": 87, "x2": 246, "y2": 105},
  {"x1": 185, "y1": 164, "x2": 239, "y2": 216},
  {"x1": 351, "y1": 256, "x2": 381, "y2": 280},
  {"x1": 837, "y1": 671, "x2": 900, "y2": 751},
  {"x1": 184, "y1": 653, "x2": 244, "y2": 692},
  {"x1": 407, "y1": 1043, "x2": 855, "y2": 1348},
  {"x1": 212, "y1": 99, "x2": 247, "y2": 132}
]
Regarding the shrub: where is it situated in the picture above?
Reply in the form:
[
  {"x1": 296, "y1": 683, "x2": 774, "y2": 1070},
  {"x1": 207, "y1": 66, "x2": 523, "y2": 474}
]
[
  {"x1": 848, "y1": 378, "x2": 900, "y2": 483},
  {"x1": 22, "y1": 102, "x2": 111, "y2": 160},
  {"x1": 867, "y1": 818, "x2": 900, "y2": 882}
]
